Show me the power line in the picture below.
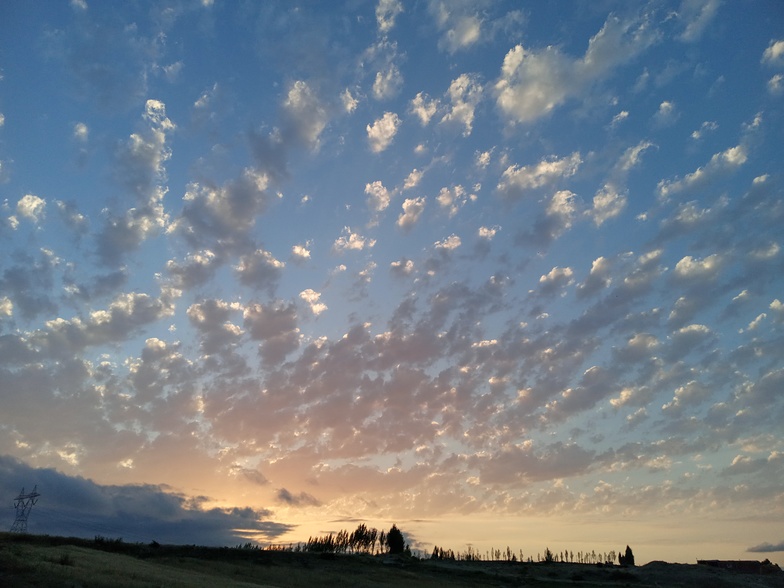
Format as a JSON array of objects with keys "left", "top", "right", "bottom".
[{"left": 10, "top": 485, "right": 40, "bottom": 533}]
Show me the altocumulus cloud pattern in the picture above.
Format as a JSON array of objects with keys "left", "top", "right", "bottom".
[{"left": 0, "top": 0, "right": 783, "bottom": 563}]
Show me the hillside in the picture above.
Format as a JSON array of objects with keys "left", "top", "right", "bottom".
[{"left": 1, "top": 533, "right": 782, "bottom": 587}]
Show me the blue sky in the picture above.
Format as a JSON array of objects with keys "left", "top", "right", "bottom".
[{"left": 1, "top": 0, "right": 783, "bottom": 564}]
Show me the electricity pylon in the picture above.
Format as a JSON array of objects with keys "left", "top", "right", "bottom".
[{"left": 10, "top": 485, "right": 40, "bottom": 533}]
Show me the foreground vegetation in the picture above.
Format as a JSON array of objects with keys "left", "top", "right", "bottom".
[{"left": 1, "top": 532, "right": 781, "bottom": 587}]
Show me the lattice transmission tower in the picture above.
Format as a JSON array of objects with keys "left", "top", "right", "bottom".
[{"left": 10, "top": 485, "right": 40, "bottom": 533}]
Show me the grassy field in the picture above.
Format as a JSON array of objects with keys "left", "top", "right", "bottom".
[{"left": 1, "top": 532, "right": 782, "bottom": 587}]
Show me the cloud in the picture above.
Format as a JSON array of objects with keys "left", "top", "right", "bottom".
[
  {"left": 235, "top": 249, "right": 285, "bottom": 294},
  {"left": 657, "top": 144, "right": 747, "bottom": 199},
  {"left": 0, "top": 455, "right": 291, "bottom": 545},
  {"left": 576, "top": 256, "right": 612, "bottom": 299},
  {"left": 537, "top": 266, "right": 574, "bottom": 297},
  {"left": 610, "top": 110, "right": 629, "bottom": 127},
  {"left": 677, "top": 0, "right": 721, "bottom": 42},
  {"left": 166, "top": 250, "right": 220, "bottom": 290},
  {"left": 376, "top": 0, "right": 403, "bottom": 34},
  {"left": 768, "top": 73, "right": 784, "bottom": 96},
  {"left": 397, "top": 197, "right": 426, "bottom": 231},
  {"left": 373, "top": 63, "right": 404, "bottom": 100},
  {"left": 299, "top": 289, "right": 327, "bottom": 315},
  {"left": 73, "top": 122, "right": 89, "bottom": 141},
  {"left": 0, "top": 249, "right": 59, "bottom": 321},
  {"left": 428, "top": 0, "right": 484, "bottom": 53},
  {"left": 367, "top": 112, "right": 401, "bottom": 152},
  {"left": 403, "top": 168, "right": 423, "bottom": 190},
  {"left": 390, "top": 258, "right": 415, "bottom": 278},
  {"left": 16, "top": 194, "right": 46, "bottom": 223},
  {"left": 762, "top": 39, "right": 784, "bottom": 66},
  {"left": 691, "top": 120, "right": 718, "bottom": 140},
  {"left": 410, "top": 92, "right": 440, "bottom": 126},
  {"left": 653, "top": 100, "right": 678, "bottom": 127},
  {"left": 589, "top": 184, "right": 626, "bottom": 226},
  {"left": 439, "top": 74, "right": 483, "bottom": 136},
  {"left": 516, "top": 190, "right": 579, "bottom": 248},
  {"left": 276, "top": 487, "right": 321, "bottom": 507},
  {"left": 281, "top": 80, "right": 328, "bottom": 149},
  {"left": 114, "top": 100, "right": 175, "bottom": 198},
  {"left": 365, "top": 180, "right": 391, "bottom": 213},
  {"left": 186, "top": 299, "right": 243, "bottom": 356},
  {"left": 748, "top": 540, "right": 784, "bottom": 553},
  {"left": 495, "top": 14, "right": 656, "bottom": 124},
  {"left": 171, "top": 168, "right": 274, "bottom": 253},
  {"left": 434, "top": 234, "right": 461, "bottom": 251},
  {"left": 291, "top": 244, "right": 311, "bottom": 263},
  {"left": 437, "top": 185, "right": 474, "bottom": 217},
  {"left": 333, "top": 227, "right": 376, "bottom": 253},
  {"left": 243, "top": 302, "right": 299, "bottom": 365},
  {"left": 672, "top": 254, "right": 723, "bottom": 282},
  {"left": 497, "top": 152, "right": 581, "bottom": 199}
]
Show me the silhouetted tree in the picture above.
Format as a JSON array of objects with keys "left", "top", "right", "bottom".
[
  {"left": 543, "top": 547, "right": 555, "bottom": 563},
  {"left": 386, "top": 524, "right": 405, "bottom": 554},
  {"left": 619, "top": 545, "right": 635, "bottom": 566}
]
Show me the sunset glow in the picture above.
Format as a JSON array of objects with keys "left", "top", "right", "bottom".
[{"left": 1, "top": 0, "right": 783, "bottom": 566}]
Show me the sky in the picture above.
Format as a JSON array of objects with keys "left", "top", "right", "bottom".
[{"left": 1, "top": 0, "right": 783, "bottom": 565}]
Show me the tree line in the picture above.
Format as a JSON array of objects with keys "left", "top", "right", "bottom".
[
  {"left": 257, "top": 523, "right": 408, "bottom": 556},
  {"left": 255, "top": 523, "right": 635, "bottom": 567},
  {"left": 430, "top": 544, "right": 635, "bottom": 566}
]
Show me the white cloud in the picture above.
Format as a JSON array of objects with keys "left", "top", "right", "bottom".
[
  {"left": 439, "top": 73, "right": 483, "bottom": 135},
  {"left": 73, "top": 122, "right": 88, "bottom": 141},
  {"left": 610, "top": 110, "right": 629, "bottom": 127},
  {"left": 673, "top": 254, "right": 723, "bottom": 281},
  {"left": 590, "top": 184, "right": 626, "bottom": 226},
  {"left": 653, "top": 100, "right": 678, "bottom": 126},
  {"left": 403, "top": 168, "right": 423, "bottom": 190},
  {"left": 390, "top": 258, "right": 414, "bottom": 276},
  {"left": 367, "top": 112, "right": 401, "bottom": 152},
  {"left": 618, "top": 140, "right": 655, "bottom": 172},
  {"left": 770, "top": 299, "right": 784, "bottom": 323},
  {"left": 762, "top": 39, "right": 784, "bottom": 66},
  {"left": 291, "top": 244, "right": 311, "bottom": 262},
  {"left": 434, "top": 234, "right": 461, "bottom": 251},
  {"left": 376, "top": 0, "right": 403, "bottom": 34},
  {"left": 429, "top": 0, "right": 483, "bottom": 54},
  {"left": 478, "top": 225, "right": 498, "bottom": 240},
  {"left": 768, "top": 73, "right": 784, "bottom": 96},
  {"left": 333, "top": 227, "right": 376, "bottom": 253},
  {"left": 282, "top": 80, "right": 328, "bottom": 149},
  {"left": 577, "top": 256, "right": 612, "bottom": 299},
  {"left": 397, "top": 197, "right": 426, "bottom": 231},
  {"left": 475, "top": 149, "right": 492, "bottom": 168},
  {"left": 0, "top": 296, "right": 13, "bottom": 317},
  {"left": 658, "top": 144, "right": 747, "bottom": 199},
  {"left": 538, "top": 266, "right": 574, "bottom": 296},
  {"left": 678, "top": 0, "right": 721, "bottom": 42},
  {"left": 410, "top": 92, "right": 440, "bottom": 126},
  {"left": 497, "top": 152, "right": 581, "bottom": 198},
  {"left": 373, "top": 63, "right": 403, "bottom": 100},
  {"left": 341, "top": 88, "right": 358, "bottom": 113},
  {"left": 16, "top": 194, "right": 46, "bottom": 223},
  {"left": 690, "top": 120, "right": 718, "bottom": 140},
  {"left": 437, "top": 184, "right": 474, "bottom": 217},
  {"left": 365, "top": 180, "right": 391, "bottom": 213},
  {"left": 299, "top": 289, "right": 327, "bottom": 315},
  {"left": 495, "top": 14, "right": 656, "bottom": 124}
]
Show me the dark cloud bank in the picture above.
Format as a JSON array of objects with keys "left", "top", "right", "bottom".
[{"left": 1, "top": 455, "right": 291, "bottom": 545}]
